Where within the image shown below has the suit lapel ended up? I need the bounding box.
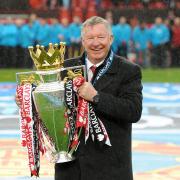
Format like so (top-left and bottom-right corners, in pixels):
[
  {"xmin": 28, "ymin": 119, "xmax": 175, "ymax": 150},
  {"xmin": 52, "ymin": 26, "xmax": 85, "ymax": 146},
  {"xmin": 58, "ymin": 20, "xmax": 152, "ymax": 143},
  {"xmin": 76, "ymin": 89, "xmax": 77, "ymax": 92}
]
[{"xmin": 94, "ymin": 55, "xmax": 120, "ymax": 91}]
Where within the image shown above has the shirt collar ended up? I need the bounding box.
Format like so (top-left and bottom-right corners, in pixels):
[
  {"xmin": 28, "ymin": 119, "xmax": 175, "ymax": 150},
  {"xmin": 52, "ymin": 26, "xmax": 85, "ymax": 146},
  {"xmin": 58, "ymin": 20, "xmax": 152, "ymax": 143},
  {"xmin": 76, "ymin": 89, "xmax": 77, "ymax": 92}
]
[{"xmin": 86, "ymin": 57, "xmax": 104, "ymax": 71}]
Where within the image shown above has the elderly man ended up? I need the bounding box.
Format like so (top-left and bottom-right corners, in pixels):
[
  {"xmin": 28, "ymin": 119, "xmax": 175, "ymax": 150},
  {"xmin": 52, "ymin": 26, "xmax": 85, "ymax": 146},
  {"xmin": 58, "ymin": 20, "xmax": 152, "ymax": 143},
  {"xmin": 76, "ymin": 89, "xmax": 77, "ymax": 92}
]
[
  {"xmin": 16, "ymin": 16, "xmax": 142, "ymax": 180},
  {"xmin": 55, "ymin": 16, "xmax": 143, "ymax": 180}
]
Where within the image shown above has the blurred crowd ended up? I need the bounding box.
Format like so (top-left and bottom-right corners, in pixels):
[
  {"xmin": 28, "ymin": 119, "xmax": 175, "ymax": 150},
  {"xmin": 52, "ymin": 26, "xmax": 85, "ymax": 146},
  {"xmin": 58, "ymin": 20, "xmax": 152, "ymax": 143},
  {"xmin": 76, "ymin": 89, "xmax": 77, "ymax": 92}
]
[
  {"xmin": 0, "ymin": 14, "xmax": 83, "ymax": 68},
  {"xmin": 107, "ymin": 11, "xmax": 180, "ymax": 68},
  {"xmin": 28, "ymin": 0, "xmax": 180, "ymax": 10},
  {"xmin": 0, "ymin": 11, "xmax": 179, "ymax": 69}
]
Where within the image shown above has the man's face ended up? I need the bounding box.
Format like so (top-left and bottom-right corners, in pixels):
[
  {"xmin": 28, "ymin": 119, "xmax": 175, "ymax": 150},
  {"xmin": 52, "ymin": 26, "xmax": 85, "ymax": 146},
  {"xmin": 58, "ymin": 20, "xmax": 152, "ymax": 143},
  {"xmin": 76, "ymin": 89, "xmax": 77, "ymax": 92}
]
[
  {"xmin": 82, "ymin": 23, "xmax": 113, "ymax": 63},
  {"xmin": 155, "ymin": 17, "xmax": 162, "ymax": 25}
]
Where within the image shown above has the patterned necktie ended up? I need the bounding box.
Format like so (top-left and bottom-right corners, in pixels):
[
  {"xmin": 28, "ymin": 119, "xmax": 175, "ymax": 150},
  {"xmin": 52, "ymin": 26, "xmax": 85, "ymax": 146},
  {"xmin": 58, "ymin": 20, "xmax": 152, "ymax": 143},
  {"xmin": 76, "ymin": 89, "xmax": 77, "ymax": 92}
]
[
  {"xmin": 90, "ymin": 65, "xmax": 96, "ymax": 82},
  {"xmin": 90, "ymin": 65, "xmax": 96, "ymax": 74}
]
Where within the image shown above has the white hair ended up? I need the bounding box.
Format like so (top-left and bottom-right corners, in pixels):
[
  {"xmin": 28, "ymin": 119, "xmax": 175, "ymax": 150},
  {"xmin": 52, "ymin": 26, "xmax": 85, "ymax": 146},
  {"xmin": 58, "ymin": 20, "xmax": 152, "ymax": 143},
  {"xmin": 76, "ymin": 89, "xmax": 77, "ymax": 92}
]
[{"xmin": 81, "ymin": 16, "xmax": 112, "ymax": 37}]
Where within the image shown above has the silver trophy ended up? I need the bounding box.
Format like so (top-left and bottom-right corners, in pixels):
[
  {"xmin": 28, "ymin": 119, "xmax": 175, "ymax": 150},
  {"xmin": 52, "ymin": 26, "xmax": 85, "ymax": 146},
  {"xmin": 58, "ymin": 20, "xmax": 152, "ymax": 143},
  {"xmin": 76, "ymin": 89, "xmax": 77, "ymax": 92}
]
[{"xmin": 16, "ymin": 43, "xmax": 85, "ymax": 163}]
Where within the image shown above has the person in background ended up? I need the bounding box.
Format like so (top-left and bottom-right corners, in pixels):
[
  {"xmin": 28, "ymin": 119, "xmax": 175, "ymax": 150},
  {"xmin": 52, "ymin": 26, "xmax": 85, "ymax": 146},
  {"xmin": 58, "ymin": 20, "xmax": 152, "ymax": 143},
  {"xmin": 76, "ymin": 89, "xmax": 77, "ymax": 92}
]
[
  {"xmin": 0, "ymin": 18, "xmax": 5, "ymax": 68},
  {"xmin": 69, "ymin": 16, "xmax": 82, "ymax": 57},
  {"xmin": 1, "ymin": 17, "xmax": 19, "ymax": 67},
  {"xmin": 29, "ymin": 13, "xmax": 40, "ymax": 40},
  {"xmin": 58, "ymin": 17, "xmax": 70, "ymax": 59},
  {"xmin": 132, "ymin": 20, "xmax": 150, "ymax": 68},
  {"xmin": 149, "ymin": 17, "xmax": 170, "ymax": 68},
  {"xmin": 17, "ymin": 16, "xmax": 37, "ymax": 68},
  {"xmin": 116, "ymin": 16, "xmax": 132, "ymax": 58},
  {"xmin": 36, "ymin": 18, "xmax": 50, "ymax": 47},
  {"xmin": 163, "ymin": 18, "xmax": 173, "ymax": 67},
  {"xmin": 14, "ymin": 17, "xmax": 25, "ymax": 68},
  {"xmin": 171, "ymin": 16, "xmax": 180, "ymax": 67},
  {"xmin": 49, "ymin": 18, "xmax": 62, "ymax": 44},
  {"xmin": 104, "ymin": 11, "xmax": 119, "ymax": 54}
]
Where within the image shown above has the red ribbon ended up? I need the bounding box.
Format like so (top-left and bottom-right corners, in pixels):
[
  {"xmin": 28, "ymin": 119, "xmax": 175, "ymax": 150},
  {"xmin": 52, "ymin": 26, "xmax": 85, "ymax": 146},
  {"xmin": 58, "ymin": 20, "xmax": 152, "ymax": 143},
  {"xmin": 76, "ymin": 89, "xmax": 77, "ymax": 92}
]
[
  {"xmin": 73, "ymin": 76, "xmax": 88, "ymax": 128},
  {"xmin": 17, "ymin": 84, "xmax": 37, "ymax": 176},
  {"xmin": 73, "ymin": 76, "xmax": 111, "ymax": 146}
]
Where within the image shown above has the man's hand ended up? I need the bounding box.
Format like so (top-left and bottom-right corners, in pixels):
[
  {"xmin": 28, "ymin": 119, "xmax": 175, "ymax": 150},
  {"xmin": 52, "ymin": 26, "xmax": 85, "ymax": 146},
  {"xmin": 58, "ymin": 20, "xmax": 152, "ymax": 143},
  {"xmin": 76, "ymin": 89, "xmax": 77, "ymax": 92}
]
[
  {"xmin": 15, "ymin": 93, "xmax": 21, "ymax": 108},
  {"xmin": 77, "ymin": 82, "xmax": 98, "ymax": 102}
]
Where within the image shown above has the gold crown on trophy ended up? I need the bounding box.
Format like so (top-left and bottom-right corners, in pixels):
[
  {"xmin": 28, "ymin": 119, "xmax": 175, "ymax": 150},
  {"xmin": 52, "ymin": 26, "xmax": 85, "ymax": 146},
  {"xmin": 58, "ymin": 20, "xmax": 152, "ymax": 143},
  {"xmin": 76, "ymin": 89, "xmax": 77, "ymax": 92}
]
[{"xmin": 28, "ymin": 42, "xmax": 66, "ymax": 71}]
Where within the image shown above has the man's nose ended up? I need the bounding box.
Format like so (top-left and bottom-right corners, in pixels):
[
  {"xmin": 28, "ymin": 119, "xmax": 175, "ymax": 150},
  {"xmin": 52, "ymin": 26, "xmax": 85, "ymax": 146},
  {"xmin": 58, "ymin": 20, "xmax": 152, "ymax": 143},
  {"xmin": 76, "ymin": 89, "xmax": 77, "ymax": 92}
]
[{"xmin": 91, "ymin": 37, "xmax": 101, "ymax": 45}]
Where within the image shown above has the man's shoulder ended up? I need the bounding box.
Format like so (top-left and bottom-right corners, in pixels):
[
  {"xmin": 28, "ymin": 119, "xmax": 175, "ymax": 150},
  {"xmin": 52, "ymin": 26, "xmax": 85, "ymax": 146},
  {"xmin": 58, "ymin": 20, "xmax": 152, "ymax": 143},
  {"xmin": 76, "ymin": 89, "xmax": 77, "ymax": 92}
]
[
  {"xmin": 113, "ymin": 55, "xmax": 142, "ymax": 81},
  {"xmin": 114, "ymin": 54, "xmax": 140, "ymax": 70}
]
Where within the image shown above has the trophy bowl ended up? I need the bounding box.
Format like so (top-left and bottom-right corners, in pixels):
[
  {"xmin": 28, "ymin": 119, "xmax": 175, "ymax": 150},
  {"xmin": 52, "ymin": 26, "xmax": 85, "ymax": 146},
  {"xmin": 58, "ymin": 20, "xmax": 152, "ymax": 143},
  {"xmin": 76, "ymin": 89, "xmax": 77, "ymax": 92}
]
[{"xmin": 32, "ymin": 69, "xmax": 71, "ymax": 163}]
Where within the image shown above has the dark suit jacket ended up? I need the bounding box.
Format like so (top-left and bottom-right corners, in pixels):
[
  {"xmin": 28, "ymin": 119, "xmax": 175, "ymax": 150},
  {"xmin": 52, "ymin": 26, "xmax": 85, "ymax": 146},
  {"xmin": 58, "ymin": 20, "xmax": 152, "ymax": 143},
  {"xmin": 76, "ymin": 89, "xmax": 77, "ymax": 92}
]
[{"xmin": 59, "ymin": 52, "xmax": 143, "ymax": 180}]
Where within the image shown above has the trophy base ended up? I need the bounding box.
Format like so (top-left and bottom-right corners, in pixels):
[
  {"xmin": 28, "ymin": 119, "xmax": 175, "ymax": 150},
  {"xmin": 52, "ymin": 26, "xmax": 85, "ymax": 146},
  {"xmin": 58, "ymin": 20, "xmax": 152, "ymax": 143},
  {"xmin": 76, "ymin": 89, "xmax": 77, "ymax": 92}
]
[{"xmin": 56, "ymin": 151, "xmax": 75, "ymax": 163}]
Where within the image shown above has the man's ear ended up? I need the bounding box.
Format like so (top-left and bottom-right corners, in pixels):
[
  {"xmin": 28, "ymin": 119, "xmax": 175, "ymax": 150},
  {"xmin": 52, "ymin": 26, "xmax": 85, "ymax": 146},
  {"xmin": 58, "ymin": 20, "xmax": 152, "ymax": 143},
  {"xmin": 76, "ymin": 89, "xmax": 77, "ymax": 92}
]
[
  {"xmin": 110, "ymin": 35, "xmax": 114, "ymax": 45},
  {"xmin": 81, "ymin": 37, "xmax": 85, "ymax": 47}
]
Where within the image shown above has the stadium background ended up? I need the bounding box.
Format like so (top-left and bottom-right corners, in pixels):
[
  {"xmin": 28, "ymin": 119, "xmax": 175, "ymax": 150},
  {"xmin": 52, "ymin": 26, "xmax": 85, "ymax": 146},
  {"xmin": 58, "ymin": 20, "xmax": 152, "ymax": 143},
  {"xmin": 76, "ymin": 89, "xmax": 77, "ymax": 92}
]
[{"xmin": 0, "ymin": 0, "xmax": 180, "ymax": 179}]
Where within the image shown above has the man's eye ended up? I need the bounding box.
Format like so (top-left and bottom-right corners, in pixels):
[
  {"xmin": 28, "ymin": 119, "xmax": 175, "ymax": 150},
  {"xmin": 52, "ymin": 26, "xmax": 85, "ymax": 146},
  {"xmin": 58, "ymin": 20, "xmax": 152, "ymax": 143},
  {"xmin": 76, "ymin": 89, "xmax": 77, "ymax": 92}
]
[
  {"xmin": 87, "ymin": 37, "xmax": 93, "ymax": 40},
  {"xmin": 98, "ymin": 36, "xmax": 105, "ymax": 39}
]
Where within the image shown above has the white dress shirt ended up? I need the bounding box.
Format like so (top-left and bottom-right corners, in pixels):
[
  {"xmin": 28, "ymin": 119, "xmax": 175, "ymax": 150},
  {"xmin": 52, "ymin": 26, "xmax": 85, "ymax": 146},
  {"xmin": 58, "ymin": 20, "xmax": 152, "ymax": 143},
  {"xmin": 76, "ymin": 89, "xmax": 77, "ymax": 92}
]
[{"xmin": 86, "ymin": 58, "xmax": 104, "ymax": 82}]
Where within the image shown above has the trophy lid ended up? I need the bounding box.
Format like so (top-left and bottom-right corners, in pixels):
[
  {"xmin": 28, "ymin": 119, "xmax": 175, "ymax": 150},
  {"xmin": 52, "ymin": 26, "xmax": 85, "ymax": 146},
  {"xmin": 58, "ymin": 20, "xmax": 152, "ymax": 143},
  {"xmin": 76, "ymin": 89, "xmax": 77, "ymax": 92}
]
[{"xmin": 28, "ymin": 42, "xmax": 66, "ymax": 71}]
